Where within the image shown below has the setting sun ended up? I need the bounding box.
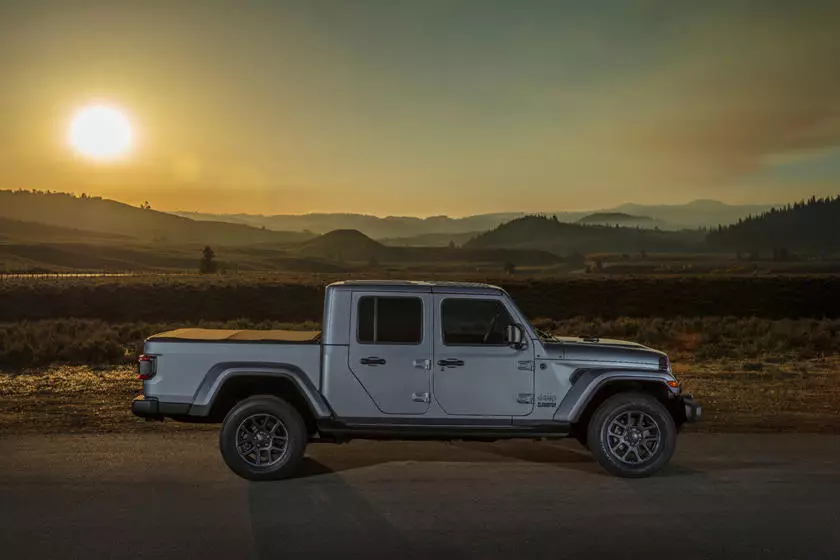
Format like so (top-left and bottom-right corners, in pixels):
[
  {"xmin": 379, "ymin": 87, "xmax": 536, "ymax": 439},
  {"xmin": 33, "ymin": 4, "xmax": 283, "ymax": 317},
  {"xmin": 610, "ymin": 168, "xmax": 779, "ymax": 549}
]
[{"xmin": 68, "ymin": 104, "xmax": 133, "ymax": 161}]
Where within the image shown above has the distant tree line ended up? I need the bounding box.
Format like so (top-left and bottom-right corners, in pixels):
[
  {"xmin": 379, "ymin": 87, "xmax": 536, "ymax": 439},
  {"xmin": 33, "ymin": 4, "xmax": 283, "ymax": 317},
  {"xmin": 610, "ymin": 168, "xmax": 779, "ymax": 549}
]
[
  {"xmin": 707, "ymin": 195, "xmax": 840, "ymax": 256},
  {"xmin": 5, "ymin": 188, "xmax": 104, "ymax": 200}
]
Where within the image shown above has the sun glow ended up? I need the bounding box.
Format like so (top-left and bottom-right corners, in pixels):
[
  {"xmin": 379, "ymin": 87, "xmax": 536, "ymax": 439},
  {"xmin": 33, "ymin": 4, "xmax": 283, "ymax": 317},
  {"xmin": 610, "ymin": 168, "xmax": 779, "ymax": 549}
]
[{"xmin": 68, "ymin": 104, "xmax": 133, "ymax": 161}]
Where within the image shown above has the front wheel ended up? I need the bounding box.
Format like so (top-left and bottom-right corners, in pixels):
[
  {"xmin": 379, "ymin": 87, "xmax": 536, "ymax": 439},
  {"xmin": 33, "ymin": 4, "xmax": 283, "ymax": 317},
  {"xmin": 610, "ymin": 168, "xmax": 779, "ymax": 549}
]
[
  {"xmin": 587, "ymin": 392, "xmax": 677, "ymax": 478},
  {"xmin": 219, "ymin": 395, "xmax": 307, "ymax": 481}
]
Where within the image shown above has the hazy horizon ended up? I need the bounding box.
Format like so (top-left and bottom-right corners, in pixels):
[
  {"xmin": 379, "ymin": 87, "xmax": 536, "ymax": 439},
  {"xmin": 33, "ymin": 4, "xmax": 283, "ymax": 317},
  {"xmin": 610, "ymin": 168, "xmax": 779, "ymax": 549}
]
[
  {"xmin": 3, "ymin": 1, "xmax": 840, "ymax": 215},
  {"xmin": 2, "ymin": 187, "xmax": 782, "ymax": 220}
]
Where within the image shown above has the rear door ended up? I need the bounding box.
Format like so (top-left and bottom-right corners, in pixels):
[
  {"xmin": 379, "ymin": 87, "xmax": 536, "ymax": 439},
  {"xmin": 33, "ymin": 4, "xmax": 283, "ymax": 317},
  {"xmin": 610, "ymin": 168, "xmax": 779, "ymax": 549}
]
[
  {"xmin": 348, "ymin": 292, "xmax": 432, "ymax": 415},
  {"xmin": 432, "ymin": 295, "xmax": 535, "ymax": 416}
]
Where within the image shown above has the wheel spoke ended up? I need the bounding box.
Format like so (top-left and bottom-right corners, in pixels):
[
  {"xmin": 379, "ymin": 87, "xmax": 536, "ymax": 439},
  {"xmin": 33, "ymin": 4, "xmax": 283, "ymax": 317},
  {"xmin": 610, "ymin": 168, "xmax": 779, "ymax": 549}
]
[
  {"xmin": 601, "ymin": 409, "xmax": 662, "ymax": 466},
  {"xmin": 235, "ymin": 413, "xmax": 290, "ymax": 468}
]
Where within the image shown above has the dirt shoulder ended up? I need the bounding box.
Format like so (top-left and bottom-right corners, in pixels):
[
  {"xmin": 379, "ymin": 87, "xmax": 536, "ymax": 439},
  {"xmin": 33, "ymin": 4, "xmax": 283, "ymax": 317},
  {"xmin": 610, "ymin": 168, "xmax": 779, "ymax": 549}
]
[{"xmin": 1, "ymin": 359, "xmax": 839, "ymax": 435}]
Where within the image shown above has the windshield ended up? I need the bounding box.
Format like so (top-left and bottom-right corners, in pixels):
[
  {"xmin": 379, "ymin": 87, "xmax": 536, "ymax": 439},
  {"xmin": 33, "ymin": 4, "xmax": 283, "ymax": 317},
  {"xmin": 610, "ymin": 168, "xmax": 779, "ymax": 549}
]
[
  {"xmin": 534, "ymin": 327, "xmax": 558, "ymax": 341},
  {"xmin": 502, "ymin": 293, "xmax": 556, "ymax": 341}
]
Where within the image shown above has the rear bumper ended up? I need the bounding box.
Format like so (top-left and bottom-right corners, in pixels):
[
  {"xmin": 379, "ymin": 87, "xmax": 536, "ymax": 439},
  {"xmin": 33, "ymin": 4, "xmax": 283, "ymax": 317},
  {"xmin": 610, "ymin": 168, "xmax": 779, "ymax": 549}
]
[
  {"xmin": 131, "ymin": 396, "xmax": 191, "ymax": 420},
  {"xmin": 132, "ymin": 396, "xmax": 161, "ymax": 419}
]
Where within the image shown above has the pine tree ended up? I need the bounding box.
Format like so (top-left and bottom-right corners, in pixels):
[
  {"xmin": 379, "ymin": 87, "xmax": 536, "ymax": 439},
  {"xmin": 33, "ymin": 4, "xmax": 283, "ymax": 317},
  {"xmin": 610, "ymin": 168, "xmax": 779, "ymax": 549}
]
[{"xmin": 199, "ymin": 246, "xmax": 217, "ymax": 274}]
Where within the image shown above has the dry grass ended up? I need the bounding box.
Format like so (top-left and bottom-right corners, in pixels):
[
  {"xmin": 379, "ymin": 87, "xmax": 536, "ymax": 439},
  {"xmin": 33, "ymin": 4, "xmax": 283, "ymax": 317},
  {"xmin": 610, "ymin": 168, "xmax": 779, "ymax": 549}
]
[
  {"xmin": 677, "ymin": 357, "xmax": 840, "ymax": 433},
  {"xmin": 0, "ymin": 366, "xmax": 213, "ymax": 435}
]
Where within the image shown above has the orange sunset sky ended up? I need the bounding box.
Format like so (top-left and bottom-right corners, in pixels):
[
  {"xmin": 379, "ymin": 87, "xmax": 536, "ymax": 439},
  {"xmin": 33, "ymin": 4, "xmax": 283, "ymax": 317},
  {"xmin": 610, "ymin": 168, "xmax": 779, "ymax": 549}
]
[{"xmin": 2, "ymin": 0, "xmax": 840, "ymax": 216}]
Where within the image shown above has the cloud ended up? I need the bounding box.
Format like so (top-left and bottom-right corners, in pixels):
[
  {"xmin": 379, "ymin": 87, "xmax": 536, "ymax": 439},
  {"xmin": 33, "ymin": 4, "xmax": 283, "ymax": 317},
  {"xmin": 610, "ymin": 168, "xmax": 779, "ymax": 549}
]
[{"xmin": 573, "ymin": 3, "xmax": 840, "ymax": 194}]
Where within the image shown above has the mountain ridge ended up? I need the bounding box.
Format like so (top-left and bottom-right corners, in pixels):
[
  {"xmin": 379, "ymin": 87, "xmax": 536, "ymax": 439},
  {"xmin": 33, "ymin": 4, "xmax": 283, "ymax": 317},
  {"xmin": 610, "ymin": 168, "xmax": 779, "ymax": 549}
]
[
  {"xmin": 0, "ymin": 190, "xmax": 313, "ymax": 246},
  {"xmin": 174, "ymin": 199, "xmax": 777, "ymax": 239}
]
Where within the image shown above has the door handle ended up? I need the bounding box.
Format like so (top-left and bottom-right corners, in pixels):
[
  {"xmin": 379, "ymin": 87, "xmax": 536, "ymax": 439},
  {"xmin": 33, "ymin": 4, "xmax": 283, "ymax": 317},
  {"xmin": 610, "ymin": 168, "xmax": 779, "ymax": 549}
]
[
  {"xmin": 437, "ymin": 358, "xmax": 464, "ymax": 367},
  {"xmin": 360, "ymin": 356, "xmax": 386, "ymax": 366}
]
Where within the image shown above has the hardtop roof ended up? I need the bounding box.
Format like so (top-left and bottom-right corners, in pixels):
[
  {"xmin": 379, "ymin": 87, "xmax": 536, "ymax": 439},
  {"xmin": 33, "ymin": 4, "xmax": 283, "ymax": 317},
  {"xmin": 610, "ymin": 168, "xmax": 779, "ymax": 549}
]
[{"xmin": 327, "ymin": 280, "xmax": 505, "ymax": 295}]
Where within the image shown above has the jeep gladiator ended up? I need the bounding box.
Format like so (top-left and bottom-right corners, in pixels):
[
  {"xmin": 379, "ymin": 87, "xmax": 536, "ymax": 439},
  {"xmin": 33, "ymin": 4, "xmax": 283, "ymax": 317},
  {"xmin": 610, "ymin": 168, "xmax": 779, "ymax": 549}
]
[{"xmin": 132, "ymin": 280, "xmax": 700, "ymax": 479}]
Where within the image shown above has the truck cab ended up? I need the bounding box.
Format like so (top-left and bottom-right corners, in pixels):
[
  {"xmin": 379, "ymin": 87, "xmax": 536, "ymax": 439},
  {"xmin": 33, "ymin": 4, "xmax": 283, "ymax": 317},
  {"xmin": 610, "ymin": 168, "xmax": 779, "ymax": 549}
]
[{"xmin": 133, "ymin": 280, "xmax": 700, "ymax": 480}]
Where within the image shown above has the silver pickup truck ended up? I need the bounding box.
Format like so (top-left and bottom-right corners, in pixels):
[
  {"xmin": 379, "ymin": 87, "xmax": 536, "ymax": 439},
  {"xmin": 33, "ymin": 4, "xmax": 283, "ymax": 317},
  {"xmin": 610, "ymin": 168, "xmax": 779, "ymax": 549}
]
[{"xmin": 132, "ymin": 280, "xmax": 700, "ymax": 480}]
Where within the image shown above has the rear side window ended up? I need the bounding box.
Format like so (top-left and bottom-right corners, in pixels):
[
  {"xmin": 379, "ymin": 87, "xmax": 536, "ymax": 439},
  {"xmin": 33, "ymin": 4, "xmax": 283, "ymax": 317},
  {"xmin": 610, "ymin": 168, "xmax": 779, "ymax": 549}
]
[
  {"xmin": 441, "ymin": 298, "xmax": 513, "ymax": 345},
  {"xmin": 357, "ymin": 296, "xmax": 422, "ymax": 344}
]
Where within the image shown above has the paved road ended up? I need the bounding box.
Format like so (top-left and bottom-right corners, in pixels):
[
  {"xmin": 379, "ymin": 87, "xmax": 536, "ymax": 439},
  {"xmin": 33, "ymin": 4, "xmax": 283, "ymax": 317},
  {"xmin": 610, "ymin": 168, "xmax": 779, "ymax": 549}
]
[{"xmin": 1, "ymin": 432, "xmax": 838, "ymax": 559}]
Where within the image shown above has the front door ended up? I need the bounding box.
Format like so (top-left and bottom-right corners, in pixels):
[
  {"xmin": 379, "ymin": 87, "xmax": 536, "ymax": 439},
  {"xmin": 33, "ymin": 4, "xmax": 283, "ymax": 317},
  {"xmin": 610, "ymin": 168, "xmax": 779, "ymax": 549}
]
[
  {"xmin": 432, "ymin": 295, "xmax": 535, "ymax": 416},
  {"xmin": 348, "ymin": 292, "xmax": 432, "ymax": 415}
]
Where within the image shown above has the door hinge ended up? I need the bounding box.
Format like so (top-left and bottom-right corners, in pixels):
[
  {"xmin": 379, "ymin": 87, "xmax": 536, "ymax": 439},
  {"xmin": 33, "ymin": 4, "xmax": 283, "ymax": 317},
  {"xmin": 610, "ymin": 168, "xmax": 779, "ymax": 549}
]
[
  {"xmin": 413, "ymin": 358, "xmax": 432, "ymax": 370},
  {"xmin": 517, "ymin": 360, "xmax": 533, "ymax": 371},
  {"xmin": 516, "ymin": 393, "xmax": 534, "ymax": 404},
  {"xmin": 411, "ymin": 392, "xmax": 430, "ymax": 403}
]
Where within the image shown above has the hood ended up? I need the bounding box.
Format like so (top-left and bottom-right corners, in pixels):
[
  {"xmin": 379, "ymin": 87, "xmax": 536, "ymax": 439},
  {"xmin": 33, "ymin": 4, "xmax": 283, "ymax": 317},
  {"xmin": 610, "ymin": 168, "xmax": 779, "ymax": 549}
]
[{"xmin": 540, "ymin": 336, "xmax": 664, "ymax": 368}]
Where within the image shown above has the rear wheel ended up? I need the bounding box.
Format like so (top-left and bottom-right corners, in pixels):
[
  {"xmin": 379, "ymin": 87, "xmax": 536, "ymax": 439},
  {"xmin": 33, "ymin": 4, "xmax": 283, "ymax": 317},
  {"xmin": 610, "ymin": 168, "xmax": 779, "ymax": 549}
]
[
  {"xmin": 219, "ymin": 395, "xmax": 307, "ymax": 481},
  {"xmin": 587, "ymin": 392, "xmax": 676, "ymax": 478}
]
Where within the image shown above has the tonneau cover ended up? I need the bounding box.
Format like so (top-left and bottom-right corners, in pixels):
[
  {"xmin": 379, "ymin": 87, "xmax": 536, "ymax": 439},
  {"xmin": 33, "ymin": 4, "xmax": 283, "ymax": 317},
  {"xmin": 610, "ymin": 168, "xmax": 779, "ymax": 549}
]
[{"xmin": 148, "ymin": 328, "xmax": 321, "ymax": 343}]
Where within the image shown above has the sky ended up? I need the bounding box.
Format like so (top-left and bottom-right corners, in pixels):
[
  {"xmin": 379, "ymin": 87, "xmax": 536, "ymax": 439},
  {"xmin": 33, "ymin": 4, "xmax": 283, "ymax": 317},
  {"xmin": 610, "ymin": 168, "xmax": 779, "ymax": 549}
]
[{"xmin": 1, "ymin": 0, "xmax": 840, "ymax": 217}]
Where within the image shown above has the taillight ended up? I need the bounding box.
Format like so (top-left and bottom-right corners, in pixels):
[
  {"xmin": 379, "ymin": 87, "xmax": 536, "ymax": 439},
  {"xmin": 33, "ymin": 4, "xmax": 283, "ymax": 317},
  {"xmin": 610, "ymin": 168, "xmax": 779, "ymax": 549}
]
[{"xmin": 138, "ymin": 354, "xmax": 156, "ymax": 380}]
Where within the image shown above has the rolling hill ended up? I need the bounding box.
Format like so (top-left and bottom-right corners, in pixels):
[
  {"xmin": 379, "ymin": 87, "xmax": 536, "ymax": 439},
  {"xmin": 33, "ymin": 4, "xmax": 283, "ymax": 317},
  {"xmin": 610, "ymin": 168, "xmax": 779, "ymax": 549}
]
[
  {"xmin": 465, "ymin": 215, "xmax": 705, "ymax": 255},
  {"xmin": 0, "ymin": 190, "xmax": 313, "ymax": 246},
  {"xmin": 297, "ymin": 229, "xmax": 387, "ymax": 261}
]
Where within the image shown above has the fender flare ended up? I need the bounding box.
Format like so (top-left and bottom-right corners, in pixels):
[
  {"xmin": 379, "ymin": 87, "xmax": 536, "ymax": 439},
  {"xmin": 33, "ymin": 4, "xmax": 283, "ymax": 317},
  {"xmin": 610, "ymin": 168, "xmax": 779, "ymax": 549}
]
[
  {"xmin": 553, "ymin": 369, "xmax": 679, "ymax": 423},
  {"xmin": 189, "ymin": 361, "xmax": 333, "ymax": 418}
]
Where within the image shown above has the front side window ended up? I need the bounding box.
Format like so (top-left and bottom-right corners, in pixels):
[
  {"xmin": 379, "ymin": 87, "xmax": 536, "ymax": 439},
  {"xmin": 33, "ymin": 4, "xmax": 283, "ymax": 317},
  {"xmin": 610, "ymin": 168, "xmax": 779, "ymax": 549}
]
[
  {"xmin": 441, "ymin": 298, "xmax": 514, "ymax": 345},
  {"xmin": 357, "ymin": 296, "xmax": 422, "ymax": 344}
]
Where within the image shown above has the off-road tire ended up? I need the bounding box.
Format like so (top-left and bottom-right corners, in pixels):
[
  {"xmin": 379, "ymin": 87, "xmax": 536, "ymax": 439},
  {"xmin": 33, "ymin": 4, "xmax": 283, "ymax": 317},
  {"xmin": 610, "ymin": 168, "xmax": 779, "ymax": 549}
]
[
  {"xmin": 587, "ymin": 392, "xmax": 676, "ymax": 478},
  {"xmin": 219, "ymin": 395, "xmax": 307, "ymax": 481}
]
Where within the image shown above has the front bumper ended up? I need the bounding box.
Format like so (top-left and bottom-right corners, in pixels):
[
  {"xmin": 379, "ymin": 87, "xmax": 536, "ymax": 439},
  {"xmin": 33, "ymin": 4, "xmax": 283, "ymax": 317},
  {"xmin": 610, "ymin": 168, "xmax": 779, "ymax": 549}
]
[{"xmin": 682, "ymin": 394, "xmax": 702, "ymax": 423}]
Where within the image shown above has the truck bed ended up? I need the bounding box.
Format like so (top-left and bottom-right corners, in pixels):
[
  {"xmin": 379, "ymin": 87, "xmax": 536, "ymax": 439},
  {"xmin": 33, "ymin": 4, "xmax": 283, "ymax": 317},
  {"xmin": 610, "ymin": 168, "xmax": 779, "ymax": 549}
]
[
  {"xmin": 142, "ymin": 330, "xmax": 323, "ymax": 405},
  {"xmin": 147, "ymin": 328, "xmax": 321, "ymax": 344}
]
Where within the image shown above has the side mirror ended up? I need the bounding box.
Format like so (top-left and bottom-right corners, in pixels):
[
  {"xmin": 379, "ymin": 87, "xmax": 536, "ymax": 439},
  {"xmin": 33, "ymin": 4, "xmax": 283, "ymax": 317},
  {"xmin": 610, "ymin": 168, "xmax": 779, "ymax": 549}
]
[{"xmin": 504, "ymin": 324, "xmax": 524, "ymax": 348}]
